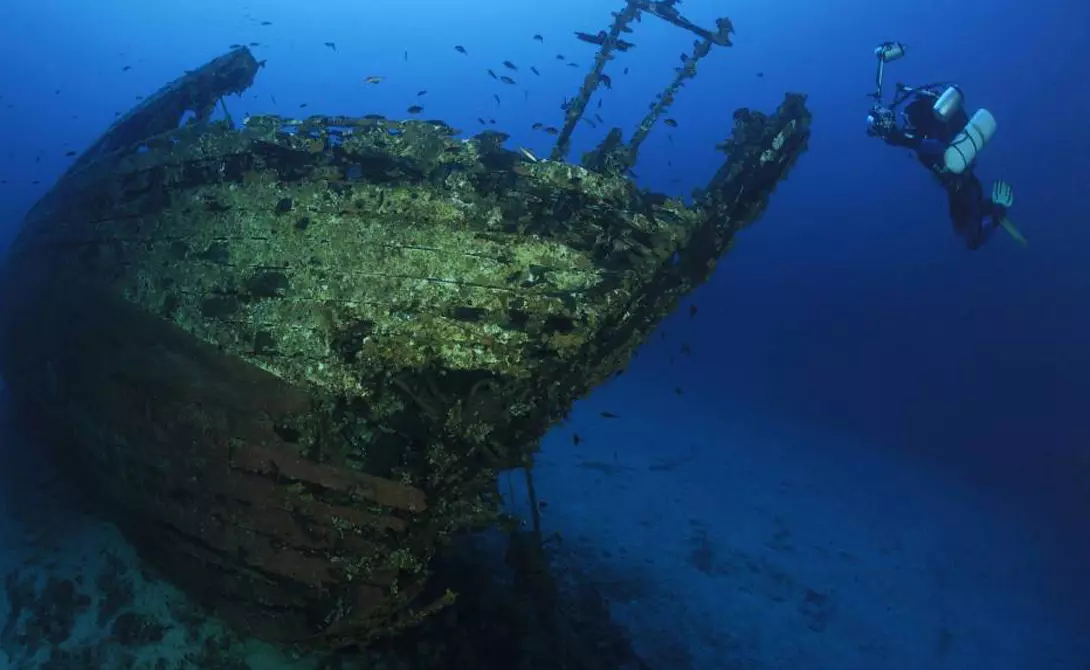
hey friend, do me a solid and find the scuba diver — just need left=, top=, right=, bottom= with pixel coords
left=865, top=41, right=1026, bottom=248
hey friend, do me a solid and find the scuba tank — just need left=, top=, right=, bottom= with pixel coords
left=944, top=109, right=997, bottom=174
left=932, top=86, right=964, bottom=123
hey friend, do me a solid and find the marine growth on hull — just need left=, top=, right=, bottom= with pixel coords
left=0, top=0, right=810, bottom=653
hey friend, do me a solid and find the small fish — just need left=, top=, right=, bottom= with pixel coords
left=594, top=113, right=604, bottom=124
left=544, top=126, right=559, bottom=135
left=363, top=75, right=384, bottom=84
left=664, top=118, right=678, bottom=127
left=756, top=71, right=764, bottom=78
left=500, top=75, right=516, bottom=85
left=600, top=411, right=620, bottom=419
left=121, top=65, right=132, bottom=71
left=324, top=42, right=336, bottom=51
left=249, top=42, right=260, bottom=46
left=477, top=117, right=487, bottom=125
left=574, top=30, right=635, bottom=51
left=489, top=118, right=496, bottom=124
left=533, top=34, right=544, bottom=42
left=407, top=105, right=423, bottom=114
left=601, top=73, right=612, bottom=89
left=229, top=43, right=242, bottom=48
left=518, top=147, right=539, bottom=162
left=454, top=45, right=467, bottom=54
left=270, top=94, right=278, bottom=104
left=493, top=93, right=501, bottom=105
left=417, top=90, right=427, bottom=96
left=486, top=69, right=497, bottom=79
left=503, top=60, right=517, bottom=70
left=680, top=343, right=692, bottom=355
left=531, top=122, right=543, bottom=130
left=689, top=304, right=698, bottom=317
left=572, top=433, right=582, bottom=446
left=299, top=103, right=308, bottom=108
left=674, top=387, right=684, bottom=396
left=624, top=67, right=629, bottom=75
left=574, top=31, right=601, bottom=45
left=64, top=150, right=76, bottom=157
left=260, top=20, right=272, bottom=26
left=555, top=54, right=565, bottom=61
left=597, top=99, right=602, bottom=109
left=403, top=50, right=408, bottom=61
left=567, top=62, right=579, bottom=68
left=530, top=66, right=540, bottom=76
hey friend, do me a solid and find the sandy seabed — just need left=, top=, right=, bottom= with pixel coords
left=1, top=379, right=1086, bottom=670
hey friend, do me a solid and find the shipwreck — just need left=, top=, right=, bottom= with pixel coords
left=0, top=0, right=810, bottom=651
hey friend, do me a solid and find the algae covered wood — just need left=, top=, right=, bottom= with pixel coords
left=0, top=32, right=809, bottom=650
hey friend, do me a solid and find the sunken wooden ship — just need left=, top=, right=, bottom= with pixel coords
left=0, top=1, right=809, bottom=650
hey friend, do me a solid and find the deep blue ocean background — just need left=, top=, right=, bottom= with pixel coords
left=1, top=1, right=1087, bottom=668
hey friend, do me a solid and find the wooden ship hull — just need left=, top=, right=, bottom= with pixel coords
left=0, top=9, right=809, bottom=650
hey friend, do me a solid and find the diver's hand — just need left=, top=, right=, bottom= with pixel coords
left=992, top=180, right=1014, bottom=208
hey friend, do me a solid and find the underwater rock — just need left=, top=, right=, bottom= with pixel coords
left=0, top=38, right=809, bottom=649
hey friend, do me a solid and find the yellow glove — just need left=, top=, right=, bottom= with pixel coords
left=992, top=180, right=1014, bottom=208
left=991, top=181, right=1025, bottom=246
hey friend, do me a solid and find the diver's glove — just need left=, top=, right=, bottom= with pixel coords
left=991, top=180, right=1027, bottom=246
left=992, top=180, right=1014, bottom=208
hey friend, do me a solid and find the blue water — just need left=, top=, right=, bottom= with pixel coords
left=1, top=1, right=1087, bottom=668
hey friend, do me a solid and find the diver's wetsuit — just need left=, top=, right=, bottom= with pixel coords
left=880, top=92, right=1006, bottom=249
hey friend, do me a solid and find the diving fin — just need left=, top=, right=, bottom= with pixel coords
left=999, top=216, right=1027, bottom=247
